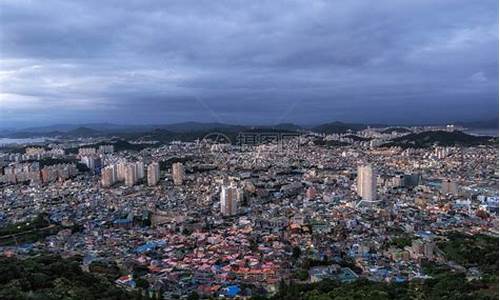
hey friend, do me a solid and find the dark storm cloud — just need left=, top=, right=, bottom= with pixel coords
left=0, top=0, right=497, bottom=127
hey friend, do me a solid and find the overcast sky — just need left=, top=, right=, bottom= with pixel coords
left=0, top=0, right=498, bottom=128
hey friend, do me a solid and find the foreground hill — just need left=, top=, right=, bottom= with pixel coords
left=0, top=254, right=146, bottom=300
left=265, top=233, right=498, bottom=300
left=384, top=130, right=496, bottom=148
left=381, top=127, right=412, bottom=134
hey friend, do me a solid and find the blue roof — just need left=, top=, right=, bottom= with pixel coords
left=18, top=244, right=33, bottom=252
left=127, top=280, right=136, bottom=288
left=113, top=218, right=132, bottom=225
left=134, top=240, right=166, bottom=254
left=225, top=285, right=240, bottom=297
left=339, top=268, right=358, bottom=283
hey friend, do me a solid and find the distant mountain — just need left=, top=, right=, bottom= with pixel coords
left=19, top=124, right=77, bottom=133
left=310, top=121, right=369, bottom=134
left=1, top=127, right=102, bottom=138
left=66, top=127, right=102, bottom=137
left=19, top=123, right=120, bottom=133
left=0, top=122, right=299, bottom=139
left=155, top=122, right=247, bottom=133
left=2, top=130, right=63, bottom=138
left=261, top=123, right=304, bottom=131
left=344, top=134, right=372, bottom=142
left=2, top=119, right=496, bottom=140
left=384, top=130, right=496, bottom=148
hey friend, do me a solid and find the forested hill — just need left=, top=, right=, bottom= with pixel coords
left=384, top=130, right=496, bottom=148
left=0, top=254, right=147, bottom=300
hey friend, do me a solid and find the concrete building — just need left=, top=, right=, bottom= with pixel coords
left=136, top=161, right=145, bottom=179
left=25, top=147, right=45, bottom=156
left=172, top=162, right=185, bottom=186
left=101, top=165, right=117, bottom=187
left=125, top=164, right=138, bottom=187
left=441, top=179, right=458, bottom=195
left=306, top=186, right=317, bottom=200
left=81, top=156, right=102, bottom=175
left=2, top=162, right=41, bottom=184
left=41, top=164, right=77, bottom=184
left=220, top=183, right=241, bottom=216
left=423, top=241, right=435, bottom=260
left=147, top=162, right=160, bottom=186
left=98, top=145, right=114, bottom=154
left=117, top=162, right=127, bottom=181
left=78, top=147, right=96, bottom=156
left=357, top=164, right=377, bottom=201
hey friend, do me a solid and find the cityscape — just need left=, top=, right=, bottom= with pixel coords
left=0, top=1, right=499, bottom=300
left=0, top=123, right=498, bottom=299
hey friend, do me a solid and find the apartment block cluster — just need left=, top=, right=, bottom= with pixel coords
left=101, top=161, right=162, bottom=187
left=78, top=145, right=114, bottom=175
left=78, top=145, right=114, bottom=156
left=385, top=239, right=436, bottom=263
left=101, top=161, right=143, bottom=187
left=0, top=161, right=77, bottom=184
left=24, top=147, right=65, bottom=160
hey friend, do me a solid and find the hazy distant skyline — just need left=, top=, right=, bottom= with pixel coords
left=0, top=0, right=498, bottom=128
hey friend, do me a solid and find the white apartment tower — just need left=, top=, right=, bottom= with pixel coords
left=125, top=164, right=137, bottom=187
left=357, top=164, right=377, bottom=201
left=220, top=183, right=241, bottom=216
left=101, top=165, right=117, bottom=187
left=136, top=161, right=145, bottom=179
left=117, top=162, right=127, bottom=181
left=147, top=162, right=160, bottom=186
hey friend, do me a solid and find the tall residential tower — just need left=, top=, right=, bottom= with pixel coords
left=220, top=183, right=241, bottom=216
left=147, top=162, right=160, bottom=186
left=357, top=164, right=377, bottom=201
left=172, top=162, right=185, bottom=186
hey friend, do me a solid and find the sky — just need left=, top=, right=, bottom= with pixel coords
left=0, top=0, right=498, bottom=128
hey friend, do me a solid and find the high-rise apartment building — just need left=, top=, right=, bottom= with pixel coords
left=136, top=161, right=145, bottom=179
left=117, top=162, right=127, bottom=181
left=125, top=164, right=137, bottom=187
left=78, top=147, right=96, bottom=156
left=81, top=156, right=101, bottom=174
left=147, top=162, right=160, bottom=186
left=101, top=165, right=117, bottom=187
left=220, top=183, right=241, bottom=216
left=357, top=164, right=377, bottom=201
left=25, top=147, right=45, bottom=156
left=2, top=162, right=41, bottom=184
left=39, top=163, right=77, bottom=184
left=172, top=162, right=185, bottom=185
left=98, top=145, right=114, bottom=154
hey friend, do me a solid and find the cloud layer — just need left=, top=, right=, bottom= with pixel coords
left=0, top=0, right=498, bottom=127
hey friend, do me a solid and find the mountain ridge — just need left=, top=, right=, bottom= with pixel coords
left=1, top=119, right=497, bottom=139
